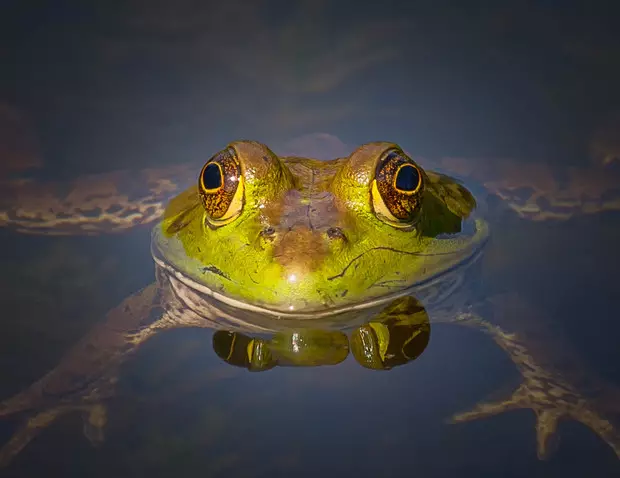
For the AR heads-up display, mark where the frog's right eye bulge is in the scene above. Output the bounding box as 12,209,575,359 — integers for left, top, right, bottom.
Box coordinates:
198,148,245,227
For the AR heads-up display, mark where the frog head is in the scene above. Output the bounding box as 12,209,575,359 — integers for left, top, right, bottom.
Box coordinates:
152,141,488,316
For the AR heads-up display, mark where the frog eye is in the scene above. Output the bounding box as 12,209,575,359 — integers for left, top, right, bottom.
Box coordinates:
371,149,424,227
198,147,244,227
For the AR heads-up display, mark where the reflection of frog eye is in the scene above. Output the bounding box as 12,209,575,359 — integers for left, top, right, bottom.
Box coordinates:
371,149,424,228
198,148,244,227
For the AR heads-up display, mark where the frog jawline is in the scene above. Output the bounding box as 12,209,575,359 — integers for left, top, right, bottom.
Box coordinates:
151,237,488,321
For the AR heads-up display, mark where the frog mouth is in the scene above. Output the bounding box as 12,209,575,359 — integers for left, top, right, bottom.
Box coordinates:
151,218,489,320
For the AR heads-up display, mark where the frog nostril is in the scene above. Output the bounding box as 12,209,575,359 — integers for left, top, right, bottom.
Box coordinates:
327,227,346,240
263,226,276,236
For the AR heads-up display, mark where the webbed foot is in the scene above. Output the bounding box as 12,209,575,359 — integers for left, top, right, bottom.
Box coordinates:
448,306,620,460
449,378,620,459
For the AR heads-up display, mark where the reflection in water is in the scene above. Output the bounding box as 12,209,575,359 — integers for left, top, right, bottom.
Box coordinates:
213,296,431,372
350,297,430,370
213,329,350,371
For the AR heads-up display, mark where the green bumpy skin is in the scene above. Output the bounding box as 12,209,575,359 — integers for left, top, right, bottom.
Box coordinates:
153,140,488,314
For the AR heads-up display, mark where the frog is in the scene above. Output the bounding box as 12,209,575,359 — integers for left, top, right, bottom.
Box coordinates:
0,139,619,467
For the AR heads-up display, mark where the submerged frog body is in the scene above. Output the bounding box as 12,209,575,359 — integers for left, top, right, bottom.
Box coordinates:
0,140,619,466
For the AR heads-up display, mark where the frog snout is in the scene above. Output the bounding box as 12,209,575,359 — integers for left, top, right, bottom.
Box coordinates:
267,224,345,273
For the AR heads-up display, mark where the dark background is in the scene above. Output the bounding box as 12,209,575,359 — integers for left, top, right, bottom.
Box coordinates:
0,1,619,477
2,1,620,174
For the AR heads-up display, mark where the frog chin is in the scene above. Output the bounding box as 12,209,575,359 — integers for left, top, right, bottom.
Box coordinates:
153,254,364,317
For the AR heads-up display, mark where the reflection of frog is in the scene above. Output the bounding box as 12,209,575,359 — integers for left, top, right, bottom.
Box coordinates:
211,295,431,372
0,140,619,466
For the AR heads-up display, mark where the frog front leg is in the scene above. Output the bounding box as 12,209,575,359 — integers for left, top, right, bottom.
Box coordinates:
0,282,175,467
445,295,620,460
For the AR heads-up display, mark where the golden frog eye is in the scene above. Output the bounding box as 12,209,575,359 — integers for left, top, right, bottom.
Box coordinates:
371,149,424,227
198,147,244,227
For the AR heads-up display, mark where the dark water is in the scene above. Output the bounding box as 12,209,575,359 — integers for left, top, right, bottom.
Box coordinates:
1,1,620,477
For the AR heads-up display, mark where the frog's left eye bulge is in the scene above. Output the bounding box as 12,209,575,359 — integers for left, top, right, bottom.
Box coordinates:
371,149,424,227
198,148,245,227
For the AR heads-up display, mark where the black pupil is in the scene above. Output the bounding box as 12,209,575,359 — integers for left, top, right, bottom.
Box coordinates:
202,163,222,189
395,164,419,191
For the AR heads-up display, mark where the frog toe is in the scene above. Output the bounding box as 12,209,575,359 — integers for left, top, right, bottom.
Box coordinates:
82,403,108,446
0,408,64,467
450,397,562,460
533,409,561,459
448,388,523,423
